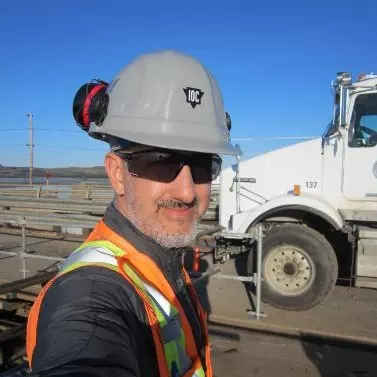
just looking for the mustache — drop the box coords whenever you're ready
[157,198,199,209]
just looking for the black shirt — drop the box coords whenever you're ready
[29,202,205,377]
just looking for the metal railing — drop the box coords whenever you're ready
[0,183,220,201]
[0,210,219,281]
[0,197,218,226]
[0,183,219,221]
[0,211,101,228]
[191,224,265,320]
[0,185,114,201]
[0,218,265,320]
[0,218,65,280]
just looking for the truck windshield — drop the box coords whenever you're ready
[349,92,377,148]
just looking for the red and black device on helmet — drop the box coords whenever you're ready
[72,80,109,131]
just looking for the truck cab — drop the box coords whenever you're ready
[216,72,377,310]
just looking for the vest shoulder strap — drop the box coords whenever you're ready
[60,243,173,318]
[59,244,119,274]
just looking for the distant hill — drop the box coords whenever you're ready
[0,166,107,178]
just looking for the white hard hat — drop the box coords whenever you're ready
[73,50,241,155]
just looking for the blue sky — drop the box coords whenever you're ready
[1,0,377,168]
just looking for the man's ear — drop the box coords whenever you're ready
[104,152,126,196]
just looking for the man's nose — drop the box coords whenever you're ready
[170,165,196,203]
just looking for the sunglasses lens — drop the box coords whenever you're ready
[189,156,221,184]
[125,151,221,184]
[127,153,179,183]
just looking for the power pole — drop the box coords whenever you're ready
[26,113,33,186]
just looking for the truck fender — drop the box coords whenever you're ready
[232,194,345,233]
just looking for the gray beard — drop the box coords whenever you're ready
[123,187,200,249]
[127,210,200,249]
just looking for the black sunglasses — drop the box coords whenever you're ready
[116,150,222,184]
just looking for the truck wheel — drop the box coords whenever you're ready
[248,223,338,311]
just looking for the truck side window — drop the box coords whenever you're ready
[348,93,377,148]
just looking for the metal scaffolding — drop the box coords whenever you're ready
[0,217,266,320]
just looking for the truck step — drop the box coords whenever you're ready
[356,226,377,280]
[355,277,377,289]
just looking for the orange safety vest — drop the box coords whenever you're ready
[26,220,213,377]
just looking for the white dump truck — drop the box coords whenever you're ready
[215,72,377,311]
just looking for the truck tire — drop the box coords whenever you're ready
[248,223,338,311]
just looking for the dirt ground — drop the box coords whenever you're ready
[198,254,377,343]
[1,231,377,376]
[209,323,377,377]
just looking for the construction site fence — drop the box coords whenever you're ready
[0,218,265,321]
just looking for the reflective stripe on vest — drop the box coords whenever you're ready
[59,241,206,377]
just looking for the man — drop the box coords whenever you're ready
[26,50,240,377]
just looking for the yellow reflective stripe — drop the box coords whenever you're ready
[170,305,178,316]
[151,301,167,326]
[164,341,180,374]
[122,263,194,376]
[60,261,119,275]
[123,264,167,326]
[75,240,126,257]
[177,328,185,350]
[123,264,146,292]
[194,367,206,377]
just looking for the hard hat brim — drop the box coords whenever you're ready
[89,118,242,156]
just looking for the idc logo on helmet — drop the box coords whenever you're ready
[183,87,204,109]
